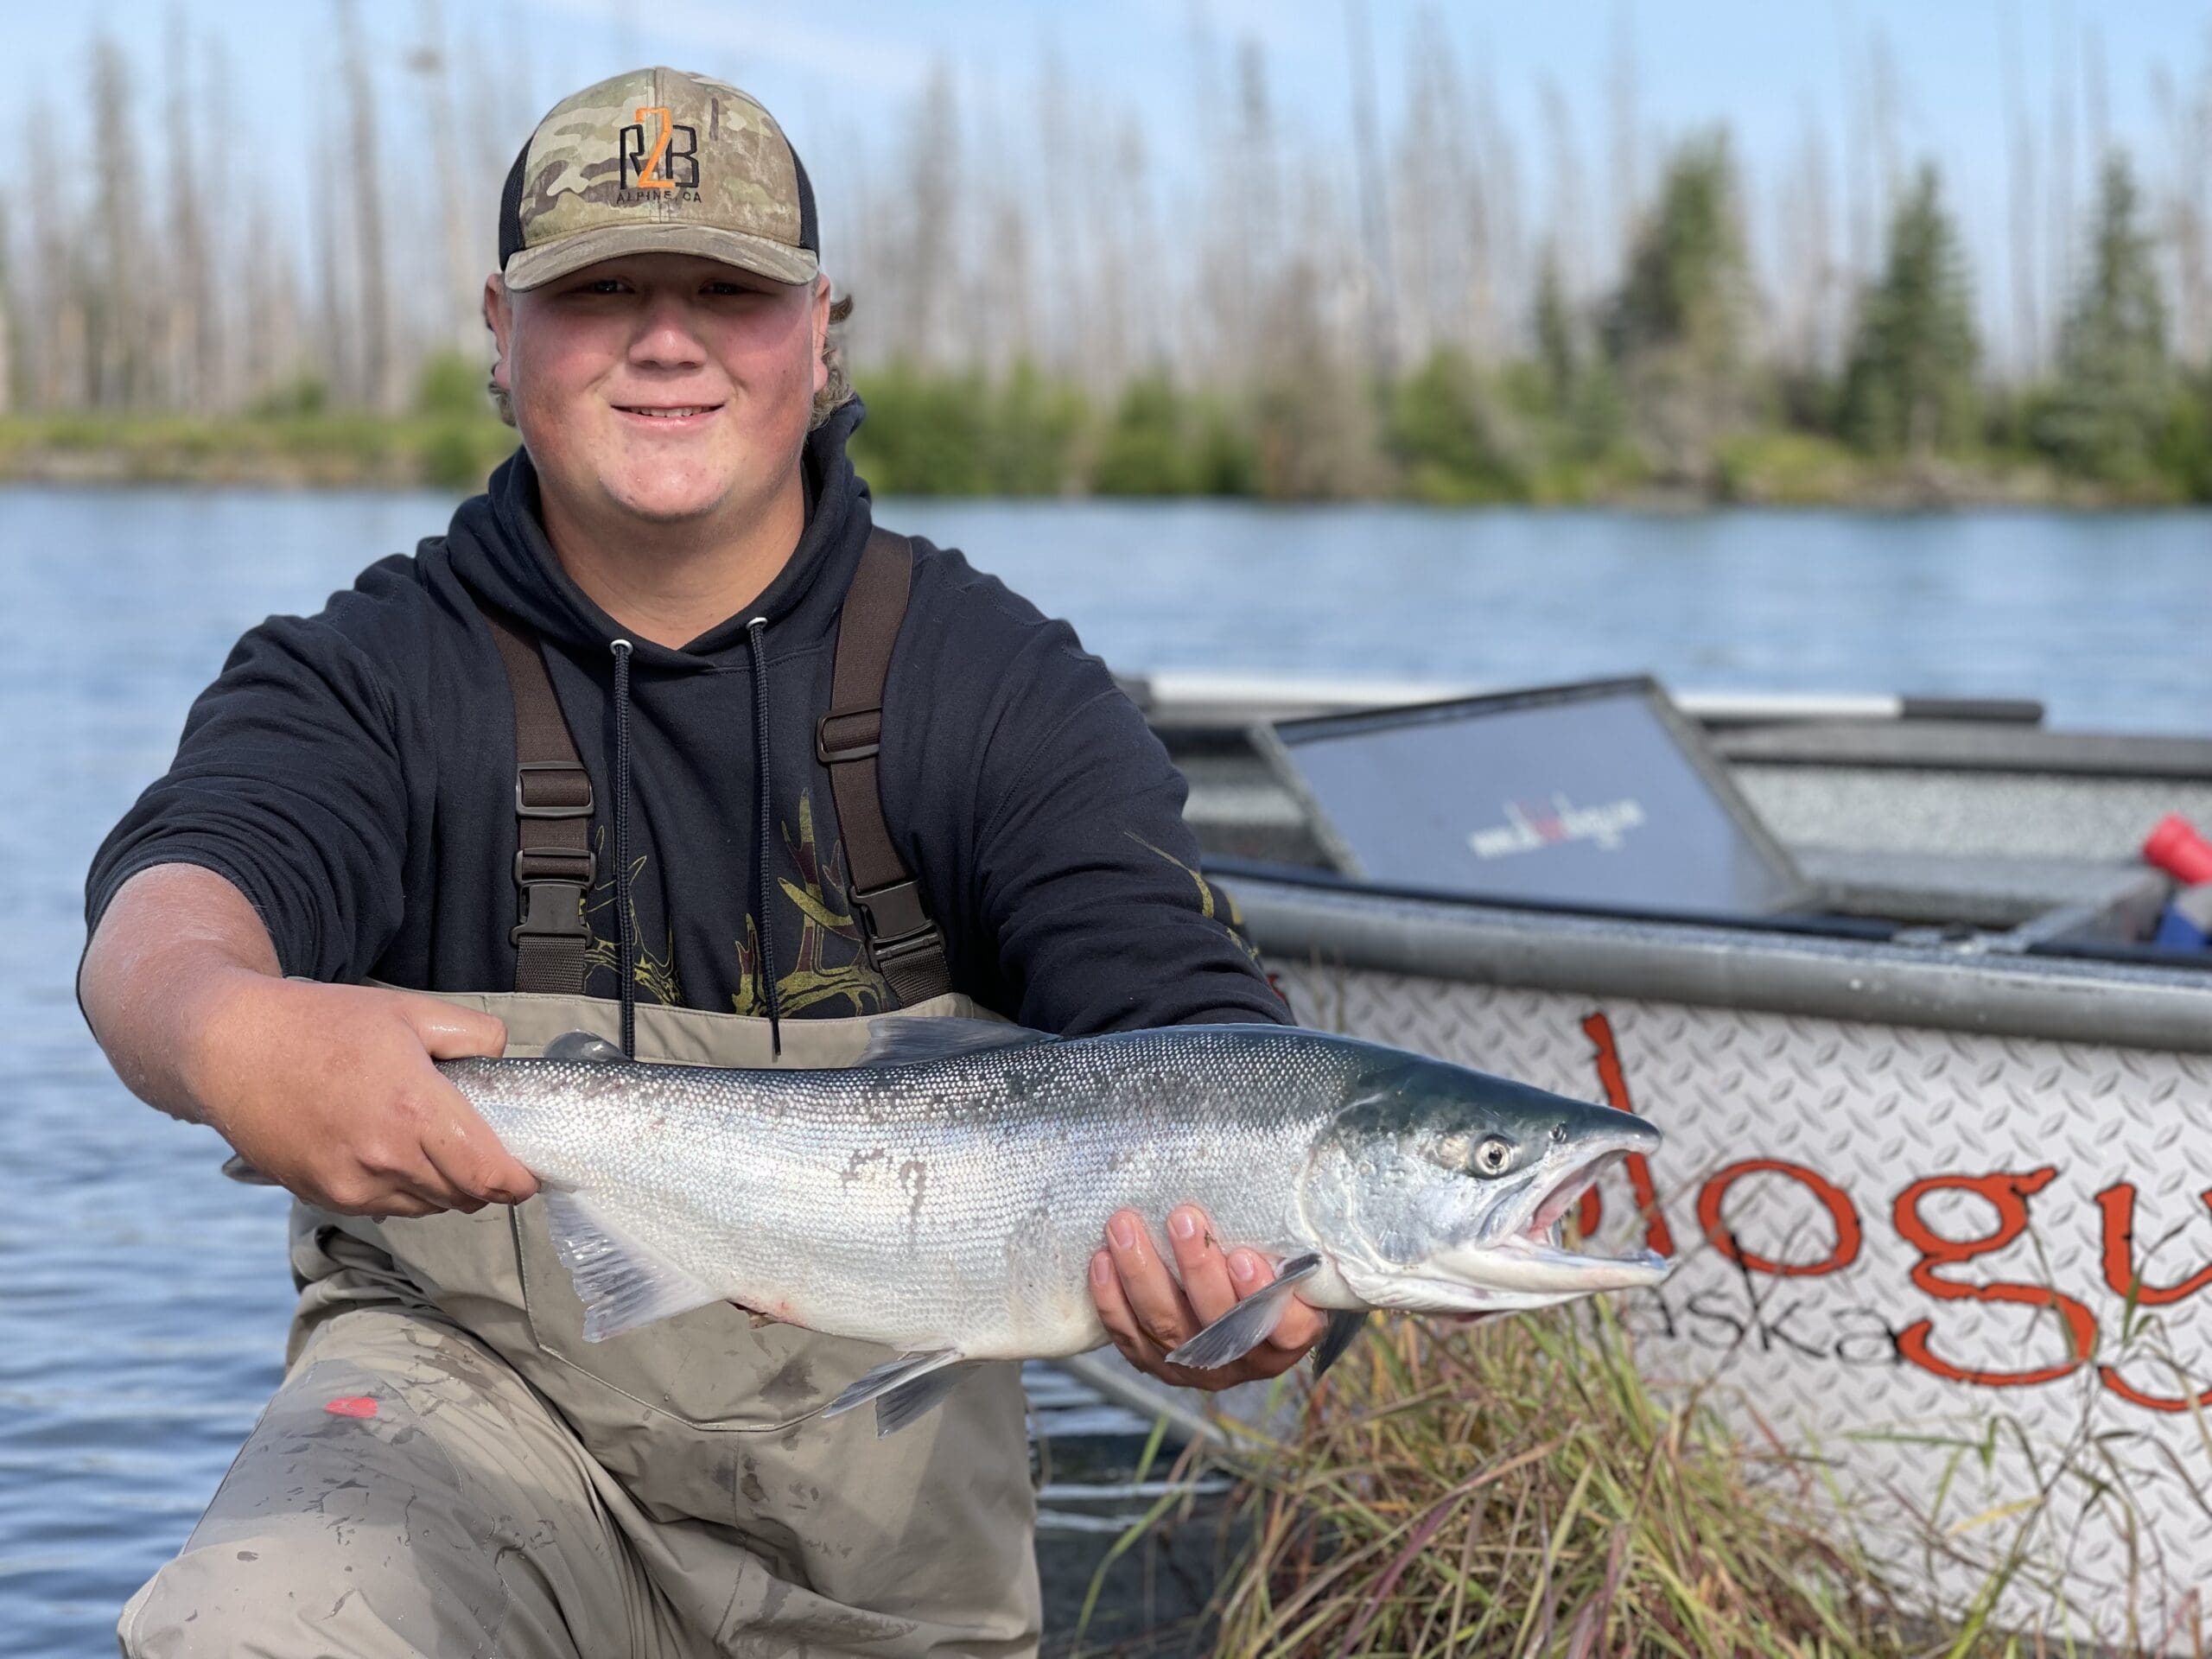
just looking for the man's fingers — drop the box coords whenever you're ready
[1167,1205,1239,1326]
[1103,1209,1196,1352]
[418,1080,538,1205]
[1089,1249,1154,1360]
[398,995,509,1060]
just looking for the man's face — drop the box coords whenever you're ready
[486,252,830,527]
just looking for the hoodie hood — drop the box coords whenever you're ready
[444,397,874,673]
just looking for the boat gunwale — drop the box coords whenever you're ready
[1221,861,2212,1055]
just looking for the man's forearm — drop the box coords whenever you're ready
[79,863,282,1125]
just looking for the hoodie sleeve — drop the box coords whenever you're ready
[890,549,1290,1036]
[84,610,410,984]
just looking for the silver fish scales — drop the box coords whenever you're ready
[430,1019,1672,1433]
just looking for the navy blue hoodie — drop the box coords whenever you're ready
[85,401,1287,1035]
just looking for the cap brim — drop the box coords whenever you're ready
[504,222,817,290]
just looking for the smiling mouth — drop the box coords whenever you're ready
[613,402,726,426]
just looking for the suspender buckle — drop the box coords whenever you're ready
[816,709,882,765]
[512,847,596,944]
[516,760,594,818]
[852,878,938,962]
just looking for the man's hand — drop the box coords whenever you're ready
[1089,1203,1326,1389]
[82,866,534,1221]
[188,975,537,1218]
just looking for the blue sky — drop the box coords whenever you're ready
[8,1,2208,359]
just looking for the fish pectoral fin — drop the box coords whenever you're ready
[821,1348,972,1435]
[855,1017,1056,1069]
[540,1188,724,1341]
[1165,1251,1324,1370]
[1311,1309,1370,1379]
[220,1154,278,1185]
[543,1030,626,1065]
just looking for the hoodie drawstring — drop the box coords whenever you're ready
[609,639,636,1059]
[747,615,783,1059]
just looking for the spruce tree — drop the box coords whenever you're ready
[1602,134,1750,483]
[1839,164,1979,458]
[2038,154,2171,482]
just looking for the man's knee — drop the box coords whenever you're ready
[118,1521,505,1658]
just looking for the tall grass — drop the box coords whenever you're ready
[1086,1300,2209,1658]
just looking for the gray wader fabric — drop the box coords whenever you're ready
[119,992,1041,1658]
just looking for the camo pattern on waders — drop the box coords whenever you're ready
[119,995,1040,1659]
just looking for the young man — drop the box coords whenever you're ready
[81,67,1319,1659]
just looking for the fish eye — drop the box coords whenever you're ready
[1472,1135,1515,1177]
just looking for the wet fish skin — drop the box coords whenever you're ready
[437,1020,1669,1370]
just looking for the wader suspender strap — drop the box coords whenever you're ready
[816,528,953,1005]
[481,606,595,995]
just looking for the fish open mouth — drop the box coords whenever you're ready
[1456,1148,1672,1294]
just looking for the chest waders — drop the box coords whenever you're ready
[118,533,1043,1659]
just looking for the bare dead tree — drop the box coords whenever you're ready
[162,7,213,413]
[336,0,394,410]
[89,34,150,409]
[2002,3,2043,373]
[1344,0,1398,378]
[410,0,480,357]
[1606,1,1640,278]
[2050,0,2077,358]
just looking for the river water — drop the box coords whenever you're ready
[2,487,2207,1656]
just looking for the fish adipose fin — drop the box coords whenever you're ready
[1311,1309,1370,1379]
[540,1188,723,1341]
[856,1018,1056,1068]
[544,1030,626,1064]
[821,1349,977,1436]
[1165,1252,1324,1370]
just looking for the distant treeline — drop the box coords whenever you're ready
[847,143,2212,504]
[3,10,2211,504]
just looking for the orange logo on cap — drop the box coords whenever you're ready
[629,105,677,190]
[618,107,697,195]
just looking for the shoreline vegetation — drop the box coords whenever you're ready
[15,22,2212,516]
[0,358,2197,508]
[9,124,2210,510]
[1088,1304,2197,1657]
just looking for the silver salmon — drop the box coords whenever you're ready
[412,1019,1671,1432]
[231,1020,1670,1431]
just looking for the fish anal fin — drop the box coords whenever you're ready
[1312,1309,1370,1379]
[856,1017,1055,1069]
[1164,1252,1323,1370]
[540,1188,722,1341]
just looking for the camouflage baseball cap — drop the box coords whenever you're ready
[497,67,818,291]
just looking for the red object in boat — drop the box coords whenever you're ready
[2144,814,2212,885]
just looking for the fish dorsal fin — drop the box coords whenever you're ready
[545,1030,625,1065]
[856,1017,1055,1068]
[539,1187,722,1340]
